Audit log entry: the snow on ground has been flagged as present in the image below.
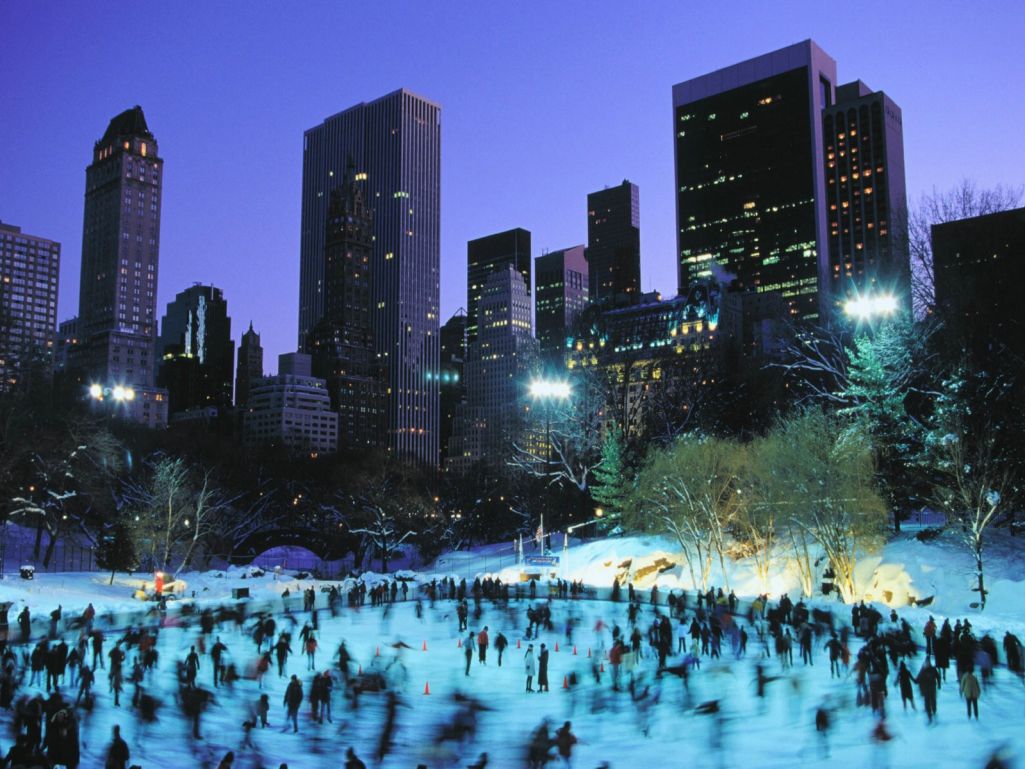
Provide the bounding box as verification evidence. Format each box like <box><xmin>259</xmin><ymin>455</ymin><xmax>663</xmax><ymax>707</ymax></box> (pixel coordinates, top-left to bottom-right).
<box><xmin>0</xmin><ymin>531</ymin><xmax>1023</xmax><ymax>768</ymax></box>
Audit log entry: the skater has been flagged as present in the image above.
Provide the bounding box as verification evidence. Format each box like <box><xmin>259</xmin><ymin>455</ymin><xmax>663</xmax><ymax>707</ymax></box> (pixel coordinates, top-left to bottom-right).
<box><xmin>554</xmin><ymin>721</ymin><xmax>577</xmax><ymax>767</ymax></box>
<box><xmin>344</xmin><ymin>747</ymin><xmax>367</xmax><ymax>769</ymax></box>
<box><xmin>895</xmin><ymin>662</ymin><xmax>917</xmax><ymax>711</ymax></box>
<box><xmin>495</xmin><ymin>632</ymin><xmax>508</xmax><ymax>667</ymax></box>
<box><xmin>464</xmin><ymin>632</ymin><xmax>475</xmax><ymax>677</ymax></box>
<box><xmin>210</xmin><ymin>637</ymin><xmax>228</xmax><ymax>687</ymax></box>
<box><xmin>104</xmin><ymin>724</ymin><xmax>130</xmax><ymax>769</ymax></box>
<box><xmin>525</xmin><ymin>644</ymin><xmax>536</xmax><ymax>692</ymax></box>
<box><xmin>960</xmin><ymin>669</ymin><xmax>980</xmax><ymax>720</ymax></box>
<box><xmin>283</xmin><ymin>674</ymin><xmax>303</xmax><ymax>733</ymax></box>
<box><xmin>538</xmin><ymin>643</ymin><xmax>550</xmax><ymax>693</ymax></box>
<box><xmin>918</xmin><ymin>657</ymin><xmax>941</xmax><ymax>723</ymax></box>
<box><xmin>477</xmin><ymin>626</ymin><xmax>489</xmax><ymax>665</ymax></box>
<box><xmin>185</xmin><ymin>645</ymin><xmax>201</xmax><ymax>687</ymax></box>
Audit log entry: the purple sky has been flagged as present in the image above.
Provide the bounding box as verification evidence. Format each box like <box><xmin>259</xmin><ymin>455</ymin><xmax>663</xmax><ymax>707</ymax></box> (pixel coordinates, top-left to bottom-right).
<box><xmin>2</xmin><ymin>3</ymin><xmax>1023</xmax><ymax>368</ymax></box>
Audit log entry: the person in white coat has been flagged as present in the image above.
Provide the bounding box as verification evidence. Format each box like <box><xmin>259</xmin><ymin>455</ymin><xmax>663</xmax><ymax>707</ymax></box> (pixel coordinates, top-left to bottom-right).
<box><xmin>525</xmin><ymin>644</ymin><xmax>536</xmax><ymax>692</ymax></box>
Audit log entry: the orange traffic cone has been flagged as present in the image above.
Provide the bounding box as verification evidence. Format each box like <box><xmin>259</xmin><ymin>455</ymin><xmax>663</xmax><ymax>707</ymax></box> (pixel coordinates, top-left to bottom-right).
<box><xmin>375</xmin><ymin>646</ymin><xmax>380</xmax><ymax>657</ymax></box>
<box><xmin>562</xmin><ymin>675</ymin><xmax>570</xmax><ymax>689</ymax></box>
<box><xmin>573</xmin><ymin>645</ymin><xmax>578</xmax><ymax>655</ymax></box>
<box><xmin>457</xmin><ymin>638</ymin><xmax>462</xmax><ymax>648</ymax></box>
<box><xmin>423</xmin><ymin>681</ymin><xmax>431</xmax><ymax>695</ymax></box>
<box><xmin>422</xmin><ymin>640</ymin><xmax>428</xmax><ymax>652</ymax></box>
<box><xmin>587</xmin><ymin>647</ymin><xmax>592</xmax><ymax>658</ymax></box>
<box><xmin>517</xmin><ymin>638</ymin><xmax>521</xmax><ymax>649</ymax></box>
<box><xmin>600</xmin><ymin>662</ymin><xmax>605</xmax><ymax>673</ymax></box>
<box><xmin>554</xmin><ymin>642</ymin><xmax>560</xmax><ymax>652</ymax></box>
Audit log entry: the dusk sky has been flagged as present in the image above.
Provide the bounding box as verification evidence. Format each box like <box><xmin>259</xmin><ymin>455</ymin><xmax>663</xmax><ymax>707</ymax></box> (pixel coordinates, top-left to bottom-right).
<box><xmin>2</xmin><ymin>2</ymin><xmax>1023</xmax><ymax>368</ymax></box>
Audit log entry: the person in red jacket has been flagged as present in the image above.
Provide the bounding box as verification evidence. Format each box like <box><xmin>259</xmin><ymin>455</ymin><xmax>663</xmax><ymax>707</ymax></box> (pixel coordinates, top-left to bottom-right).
<box><xmin>477</xmin><ymin>626</ymin><xmax>489</xmax><ymax>665</ymax></box>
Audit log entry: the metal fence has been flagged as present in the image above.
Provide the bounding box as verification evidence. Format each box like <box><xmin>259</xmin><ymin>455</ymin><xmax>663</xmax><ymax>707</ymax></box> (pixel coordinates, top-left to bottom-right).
<box><xmin>0</xmin><ymin>537</ymin><xmax>97</xmax><ymax>577</ymax></box>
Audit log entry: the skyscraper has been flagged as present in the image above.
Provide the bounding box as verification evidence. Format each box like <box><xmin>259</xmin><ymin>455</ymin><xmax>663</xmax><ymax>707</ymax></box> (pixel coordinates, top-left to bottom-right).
<box><xmin>300</xmin><ymin>89</ymin><xmax>441</xmax><ymax>464</ymax></box>
<box><xmin>587</xmin><ymin>181</ymin><xmax>641</xmax><ymax>307</ymax></box>
<box><xmin>157</xmin><ymin>284</ymin><xmax>234</xmax><ymax>415</ymax></box>
<box><xmin>673</xmin><ymin>41</ymin><xmax>836</xmax><ymax>321</ymax></box>
<box><xmin>75</xmin><ymin>106</ymin><xmax>163</xmax><ymax>389</ymax></box>
<box><xmin>439</xmin><ymin>311</ymin><xmax>466</xmax><ymax>461</ymax></box>
<box><xmin>447</xmin><ymin>267</ymin><xmax>536</xmax><ymax>472</ymax></box>
<box><xmin>933</xmin><ymin>207</ymin><xmax>1025</xmax><ymax>362</ymax></box>
<box><xmin>466</xmin><ymin>228</ymin><xmax>531</xmax><ymax>345</ymax></box>
<box><xmin>535</xmin><ymin>245</ymin><xmax>589</xmax><ymax>360</ymax></box>
<box><xmin>235</xmin><ymin>322</ymin><xmax>263</xmax><ymax>409</ymax></box>
<box><xmin>308</xmin><ymin>162</ymin><xmax>387</xmax><ymax>450</ymax></box>
<box><xmin>823</xmin><ymin>81</ymin><xmax>908</xmax><ymax>308</ymax></box>
<box><xmin>0</xmin><ymin>222</ymin><xmax>60</xmax><ymax>392</ymax></box>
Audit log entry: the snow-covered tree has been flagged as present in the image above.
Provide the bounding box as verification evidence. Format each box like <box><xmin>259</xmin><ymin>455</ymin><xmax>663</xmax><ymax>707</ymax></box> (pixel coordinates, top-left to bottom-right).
<box><xmin>924</xmin><ymin>367</ymin><xmax>1017</xmax><ymax>609</ymax></box>
<box><xmin>123</xmin><ymin>457</ymin><xmax>225</xmax><ymax>577</ymax></box>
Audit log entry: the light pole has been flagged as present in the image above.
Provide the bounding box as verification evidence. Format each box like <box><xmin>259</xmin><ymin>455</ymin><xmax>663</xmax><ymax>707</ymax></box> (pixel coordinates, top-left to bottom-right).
<box><xmin>528</xmin><ymin>378</ymin><xmax>571</xmax><ymax>555</ymax></box>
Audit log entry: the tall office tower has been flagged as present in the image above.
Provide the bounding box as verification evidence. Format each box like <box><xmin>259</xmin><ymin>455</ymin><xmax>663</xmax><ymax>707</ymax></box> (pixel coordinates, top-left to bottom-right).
<box><xmin>157</xmin><ymin>284</ymin><xmax>234</xmax><ymax>415</ymax></box>
<box><xmin>235</xmin><ymin>322</ymin><xmax>263</xmax><ymax>408</ymax></box>
<box><xmin>535</xmin><ymin>245</ymin><xmax>589</xmax><ymax>360</ymax></box>
<box><xmin>75</xmin><ymin>106</ymin><xmax>163</xmax><ymax>390</ymax></box>
<box><xmin>447</xmin><ymin>267</ymin><xmax>536</xmax><ymax>472</ymax></box>
<box><xmin>439</xmin><ymin>311</ymin><xmax>466</xmax><ymax>460</ymax></box>
<box><xmin>309</xmin><ymin>163</ymin><xmax>387</xmax><ymax>450</ymax></box>
<box><xmin>466</xmin><ymin>228</ymin><xmax>531</xmax><ymax>344</ymax></box>
<box><xmin>0</xmin><ymin>222</ymin><xmax>60</xmax><ymax>392</ymax></box>
<box><xmin>587</xmin><ymin>181</ymin><xmax>641</xmax><ymax>307</ymax></box>
<box><xmin>300</xmin><ymin>90</ymin><xmax>441</xmax><ymax>464</ymax></box>
<box><xmin>933</xmin><ymin>207</ymin><xmax>1025</xmax><ymax>362</ymax></box>
<box><xmin>673</xmin><ymin>41</ymin><xmax>837</xmax><ymax>321</ymax></box>
<box><xmin>824</xmin><ymin>81</ymin><xmax>908</xmax><ymax>308</ymax></box>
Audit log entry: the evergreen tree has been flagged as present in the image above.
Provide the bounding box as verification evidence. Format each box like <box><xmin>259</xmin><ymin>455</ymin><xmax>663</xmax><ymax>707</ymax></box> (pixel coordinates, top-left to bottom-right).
<box><xmin>591</xmin><ymin>426</ymin><xmax>627</xmax><ymax>520</ymax></box>
<box><xmin>96</xmin><ymin>521</ymin><xmax>140</xmax><ymax>585</ymax></box>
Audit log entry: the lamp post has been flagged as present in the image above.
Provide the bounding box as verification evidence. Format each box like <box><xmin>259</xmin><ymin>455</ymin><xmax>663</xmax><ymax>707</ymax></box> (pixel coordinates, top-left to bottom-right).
<box><xmin>528</xmin><ymin>378</ymin><xmax>571</xmax><ymax>555</ymax></box>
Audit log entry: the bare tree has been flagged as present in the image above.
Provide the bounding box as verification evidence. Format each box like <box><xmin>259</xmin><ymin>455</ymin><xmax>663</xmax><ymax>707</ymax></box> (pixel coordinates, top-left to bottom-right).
<box><xmin>123</xmin><ymin>457</ymin><xmax>227</xmax><ymax>577</ymax></box>
<box><xmin>902</xmin><ymin>180</ymin><xmax>1022</xmax><ymax>315</ymax></box>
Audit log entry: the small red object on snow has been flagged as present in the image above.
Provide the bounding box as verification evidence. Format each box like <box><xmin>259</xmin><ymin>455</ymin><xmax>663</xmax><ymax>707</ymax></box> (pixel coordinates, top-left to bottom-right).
<box><xmin>375</xmin><ymin>646</ymin><xmax>380</xmax><ymax>657</ymax></box>
<box><xmin>457</xmin><ymin>638</ymin><xmax>462</xmax><ymax>648</ymax></box>
<box><xmin>517</xmin><ymin>638</ymin><xmax>521</xmax><ymax>649</ymax></box>
<box><xmin>422</xmin><ymin>640</ymin><xmax>427</xmax><ymax>652</ymax></box>
<box><xmin>423</xmin><ymin>681</ymin><xmax>430</xmax><ymax>695</ymax></box>
<box><xmin>587</xmin><ymin>648</ymin><xmax>592</xmax><ymax>658</ymax></box>
<box><xmin>562</xmin><ymin>675</ymin><xmax>569</xmax><ymax>689</ymax></box>
<box><xmin>554</xmin><ymin>642</ymin><xmax>559</xmax><ymax>652</ymax></box>
<box><xmin>573</xmin><ymin>645</ymin><xmax>578</xmax><ymax>655</ymax></box>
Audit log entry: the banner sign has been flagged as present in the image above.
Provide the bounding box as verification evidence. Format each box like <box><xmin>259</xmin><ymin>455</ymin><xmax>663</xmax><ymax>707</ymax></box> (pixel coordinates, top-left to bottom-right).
<box><xmin>524</xmin><ymin>555</ymin><xmax>560</xmax><ymax>567</ymax></box>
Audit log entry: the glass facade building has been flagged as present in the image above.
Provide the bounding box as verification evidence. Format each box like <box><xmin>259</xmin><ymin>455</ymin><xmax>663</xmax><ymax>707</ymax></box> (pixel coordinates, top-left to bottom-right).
<box><xmin>300</xmin><ymin>89</ymin><xmax>441</xmax><ymax>464</ymax></box>
<box><xmin>673</xmin><ymin>41</ymin><xmax>836</xmax><ymax>321</ymax></box>
<box><xmin>587</xmin><ymin>181</ymin><xmax>641</xmax><ymax>307</ymax></box>
<box><xmin>466</xmin><ymin>228</ymin><xmax>531</xmax><ymax>345</ymax></box>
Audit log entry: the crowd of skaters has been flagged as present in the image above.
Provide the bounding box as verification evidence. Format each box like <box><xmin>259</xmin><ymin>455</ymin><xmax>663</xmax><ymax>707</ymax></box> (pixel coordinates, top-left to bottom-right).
<box><xmin>0</xmin><ymin>570</ymin><xmax>1021</xmax><ymax>768</ymax></box>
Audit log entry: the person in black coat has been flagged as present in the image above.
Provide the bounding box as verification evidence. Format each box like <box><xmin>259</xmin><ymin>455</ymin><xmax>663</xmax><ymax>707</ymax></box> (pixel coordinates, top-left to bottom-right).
<box><xmin>495</xmin><ymin>633</ymin><xmax>508</xmax><ymax>667</ymax></box>
<box><xmin>917</xmin><ymin>657</ymin><xmax>941</xmax><ymax>723</ymax></box>
<box><xmin>895</xmin><ymin>661</ymin><xmax>917</xmax><ymax>710</ymax></box>
<box><xmin>537</xmin><ymin>644</ymin><xmax>550</xmax><ymax>693</ymax></box>
<box><xmin>105</xmin><ymin>724</ymin><xmax>130</xmax><ymax>769</ymax></box>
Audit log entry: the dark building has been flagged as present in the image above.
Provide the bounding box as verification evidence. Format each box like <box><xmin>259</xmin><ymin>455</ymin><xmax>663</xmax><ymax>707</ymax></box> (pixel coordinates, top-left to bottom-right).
<box><xmin>587</xmin><ymin>181</ymin><xmax>641</xmax><ymax>307</ymax></box>
<box><xmin>824</xmin><ymin>81</ymin><xmax>908</xmax><ymax>309</ymax></box>
<box><xmin>235</xmin><ymin>322</ymin><xmax>263</xmax><ymax>408</ymax></box>
<box><xmin>439</xmin><ymin>311</ymin><xmax>466</xmax><ymax>460</ymax></box>
<box><xmin>300</xmin><ymin>89</ymin><xmax>441</xmax><ymax>464</ymax></box>
<box><xmin>309</xmin><ymin>163</ymin><xmax>387</xmax><ymax>450</ymax></box>
<box><xmin>74</xmin><ymin>106</ymin><xmax>163</xmax><ymax>391</ymax></box>
<box><xmin>535</xmin><ymin>245</ymin><xmax>589</xmax><ymax>360</ymax></box>
<box><xmin>447</xmin><ymin>267</ymin><xmax>536</xmax><ymax>473</ymax></box>
<box><xmin>0</xmin><ymin>222</ymin><xmax>60</xmax><ymax>392</ymax></box>
<box><xmin>673</xmin><ymin>41</ymin><xmax>836</xmax><ymax>322</ymax></box>
<box><xmin>933</xmin><ymin>207</ymin><xmax>1025</xmax><ymax>360</ymax></box>
<box><xmin>466</xmin><ymin>228</ymin><xmax>531</xmax><ymax>344</ymax></box>
<box><xmin>157</xmin><ymin>284</ymin><xmax>234</xmax><ymax>415</ymax></box>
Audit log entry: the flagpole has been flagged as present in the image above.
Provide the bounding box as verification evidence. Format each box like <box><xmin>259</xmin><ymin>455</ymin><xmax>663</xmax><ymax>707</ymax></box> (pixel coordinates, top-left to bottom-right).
<box><xmin>540</xmin><ymin>512</ymin><xmax>545</xmax><ymax>554</ymax></box>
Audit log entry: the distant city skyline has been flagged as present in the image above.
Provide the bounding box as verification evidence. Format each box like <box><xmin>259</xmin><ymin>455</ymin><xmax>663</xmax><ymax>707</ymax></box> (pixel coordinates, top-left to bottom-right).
<box><xmin>1</xmin><ymin>3</ymin><xmax>1023</xmax><ymax>366</ymax></box>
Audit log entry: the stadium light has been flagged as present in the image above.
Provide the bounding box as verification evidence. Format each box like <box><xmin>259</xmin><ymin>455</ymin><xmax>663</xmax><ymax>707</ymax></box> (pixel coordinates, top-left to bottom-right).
<box><xmin>529</xmin><ymin>379</ymin><xmax>572</xmax><ymax>400</ymax></box>
<box><xmin>843</xmin><ymin>293</ymin><xmax>899</xmax><ymax>320</ymax></box>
